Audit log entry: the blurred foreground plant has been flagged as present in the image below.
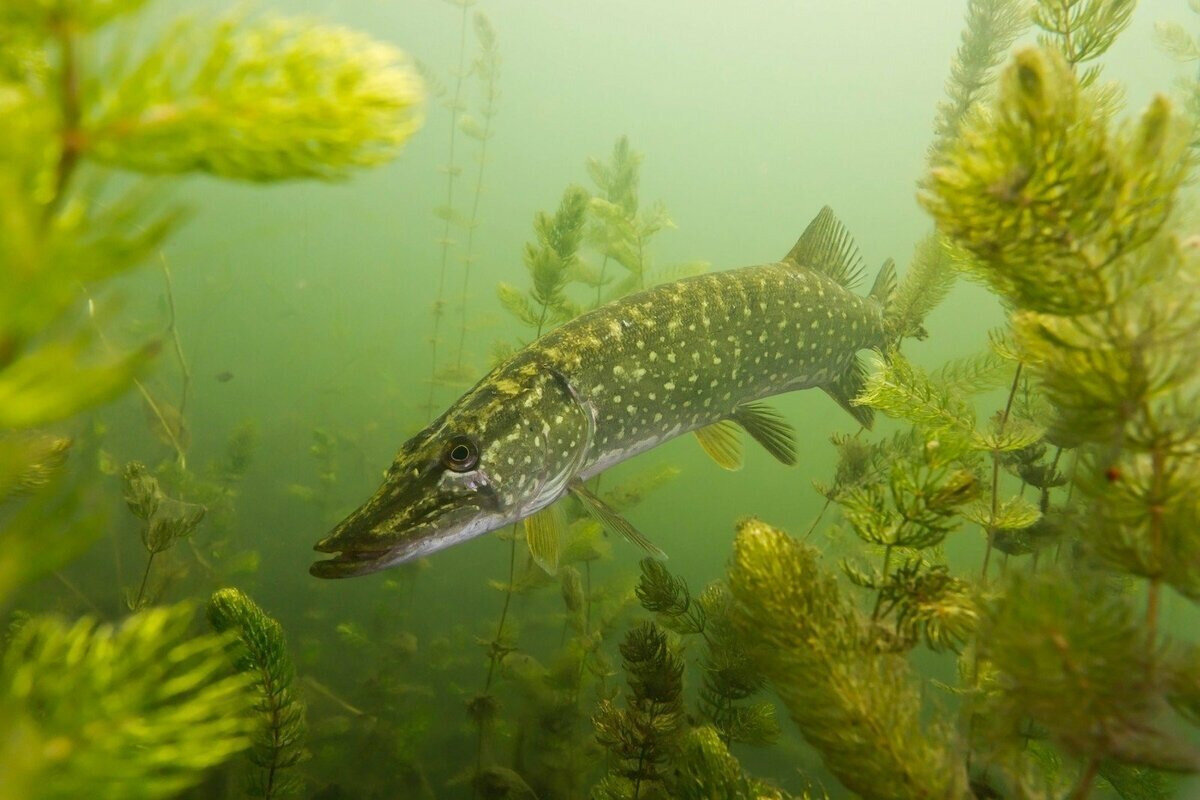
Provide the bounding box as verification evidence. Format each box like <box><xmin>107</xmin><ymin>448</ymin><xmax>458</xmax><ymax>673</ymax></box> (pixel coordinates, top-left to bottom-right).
<box><xmin>0</xmin><ymin>603</ymin><xmax>253</xmax><ymax>800</ymax></box>
<box><xmin>0</xmin><ymin>0</ymin><xmax>421</xmax><ymax>794</ymax></box>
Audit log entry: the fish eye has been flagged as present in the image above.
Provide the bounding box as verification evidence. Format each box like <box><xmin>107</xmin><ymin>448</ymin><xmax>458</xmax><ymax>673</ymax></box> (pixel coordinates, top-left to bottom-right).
<box><xmin>443</xmin><ymin>435</ymin><xmax>479</xmax><ymax>472</ymax></box>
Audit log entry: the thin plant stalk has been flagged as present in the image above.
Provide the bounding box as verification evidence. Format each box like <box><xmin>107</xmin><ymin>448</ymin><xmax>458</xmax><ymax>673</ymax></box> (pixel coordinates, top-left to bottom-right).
<box><xmin>454</xmin><ymin>13</ymin><xmax>499</xmax><ymax>371</ymax></box>
<box><xmin>981</xmin><ymin>362</ymin><xmax>1023</xmax><ymax>581</ymax></box>
<box><xmin>426</xmin><ymin>1</ymin><xmax>471</xmax><ymax>419</ymax></box>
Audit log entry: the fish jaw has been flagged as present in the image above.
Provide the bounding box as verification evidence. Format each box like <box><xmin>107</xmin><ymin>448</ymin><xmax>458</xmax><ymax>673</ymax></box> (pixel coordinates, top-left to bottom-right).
<box><xmin>310</xmin><ymin>508</ymin><xmax>505</xmax><ymax>578</ymax></box>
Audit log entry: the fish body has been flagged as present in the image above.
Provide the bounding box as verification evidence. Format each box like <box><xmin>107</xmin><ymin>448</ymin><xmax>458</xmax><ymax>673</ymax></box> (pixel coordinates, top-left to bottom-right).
<box><xmin>311</xmin><ymin>207</ymin><xmax>895</xmax><ymax>578</ymax></box>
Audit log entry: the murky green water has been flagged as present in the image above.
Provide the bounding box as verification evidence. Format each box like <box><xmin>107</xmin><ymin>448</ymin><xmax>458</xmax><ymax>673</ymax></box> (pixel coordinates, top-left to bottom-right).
<box><xmin>7</xmin><ymin>1</ymin><xmax>1200</xmax><ymax>798</ymax></box>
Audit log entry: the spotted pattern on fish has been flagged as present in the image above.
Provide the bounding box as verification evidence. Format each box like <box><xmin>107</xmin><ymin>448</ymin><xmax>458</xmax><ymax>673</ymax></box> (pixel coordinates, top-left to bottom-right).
<box><xmin>311</xmin><ymin>207</ymin><xmax>894</xmax><ymax>577</ymax></box>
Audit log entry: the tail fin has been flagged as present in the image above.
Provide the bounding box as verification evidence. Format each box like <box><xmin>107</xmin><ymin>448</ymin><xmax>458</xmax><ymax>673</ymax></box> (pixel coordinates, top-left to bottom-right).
<box><xmin>869</xmin><ymin>258</ymin><xmax>898</xmax><ymax>344</ymax></box>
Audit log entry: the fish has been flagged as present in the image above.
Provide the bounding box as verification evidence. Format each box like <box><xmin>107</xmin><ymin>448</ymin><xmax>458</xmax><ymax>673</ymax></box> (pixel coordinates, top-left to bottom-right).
<box><xmin>311</xmin><ymin>207</ymin><xmax>896</xmax><ymax>578</ymax></box>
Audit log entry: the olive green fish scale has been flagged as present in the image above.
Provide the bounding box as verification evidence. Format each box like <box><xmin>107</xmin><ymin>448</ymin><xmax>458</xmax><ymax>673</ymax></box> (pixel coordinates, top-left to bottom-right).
<box><xmin>486</xmin><ymin>262</ymin><xmax>883</xmax><ymax>476</ymax></box>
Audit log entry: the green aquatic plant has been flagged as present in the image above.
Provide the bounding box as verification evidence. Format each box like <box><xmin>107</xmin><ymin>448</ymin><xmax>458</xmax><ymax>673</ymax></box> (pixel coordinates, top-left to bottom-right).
<box><xmin>585</xmin><ymin>136</ymin><xmax>706</xmax><ymax>305</ymax></box>
<box><xmin>931</xmin><ymin>0</ymin><xmax>1030</xmax><ymax>158</ymax></box>
<box><xmin>208</xmin><ymin>588</ymin><xmax>308</xmax><ymax>799</ymax></box>
<box><xmin>592</xmin><ymin>621</ymin><xmax>685</xmax><ymax>799</ymax></box>
<box><xmin>122</xmin><ymin>460</ymin><xmax>206</xmax><ymax>609</ymax></box>
<box><xmin>0</xmin><ymin>2</ymin><xmax>419</xmax><ymax>795</ymax></box>
<box><xmin>424</xmin><ymin>0</ymin><xmax>480</xmax><ymax>415</ymax></box>
<box><xmin>452</xmin><ymin>11</ymin><xmax>502</xmax><ymax>377</ymax></box>
<box><xmin>497</xmin><ymin>183</ymin><xmax>591</xmax><ymax>337</ymax></box>
<box><xmin>635</xmin><ymin>559</ymin><xmax>780</xmax><ymax>747</ymax></box>
<box><xmin>0</xmin><ymin>603</ymin><xmax>254</xmax><ymax>800</ymax></box>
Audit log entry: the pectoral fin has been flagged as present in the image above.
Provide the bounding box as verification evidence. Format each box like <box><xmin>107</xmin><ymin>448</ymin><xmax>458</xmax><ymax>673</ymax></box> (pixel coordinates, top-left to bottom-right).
<box><xmin>731</xmin><ymin>402</ymin><xmax>797</xmax><ymax>465</ymax></box>
<box><xmin>693</xmin><ymin>420</ymin><xmax>743</xmax><ymax>470</ymax></box>
<box><xmin>569</xmin><ymin>481</ymin><xmax>666</xmax><ymax>559</ymax></box>
<box><xmin>524</xmin><ymin>502</ymin><xmax>564</xmax><ymax>575</ymax></box>
<box><xmin>822</xmin><ymin>354</ymin><xmax>875</xmax><ymax>429</ymax></box>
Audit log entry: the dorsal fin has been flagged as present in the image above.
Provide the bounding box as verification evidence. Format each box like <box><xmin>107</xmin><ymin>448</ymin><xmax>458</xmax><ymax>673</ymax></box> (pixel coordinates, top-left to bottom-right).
<box><xmin>784</xmin><ymin>206</ymin><xmax>866</xmax><ymax>290</ymax></box>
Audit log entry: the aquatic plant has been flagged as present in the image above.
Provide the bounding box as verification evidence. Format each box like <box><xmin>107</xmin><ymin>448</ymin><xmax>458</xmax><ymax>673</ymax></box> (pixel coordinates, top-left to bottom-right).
<box><xmin>727</xmin><ymin>518</ymin><xmax>967</xmax><ymax>800</ymax></box>
<box><xmin>453</xmin><ymin>11</ymin><xmax>502</xmax><ymax>376</ymax></box>
<box><xmin>0</xmin><ymin>603</ymin><xmax>254</xmax><ymax>800</ymax></box>
<box><xmin>0</xmin><ymin>0</ymin><xmax>421</xmax><ymax>794</ymax></box>
<box><xmin>497</xmin><ymin>183</ymin><xmax>591</xmax><ymax>337</ymax></box>
<box><xmin>635</xmin><ymin>559</ymin><xmax>780</xmax><ymax>747</ymax></box>
<box><xmin>425</xmin><ymin>1</ymin><xmax>502</xmax><ymax>410</ymax></box>
<box><xmin>592</xmin><ymin>621</ymin><xmax>686</xmax><ymax>799</ymax></box>
<box><xmin>208</xmin><ymin>588</ymin><xmax>308</xmax><ymax>799</ymax></box>
<box><xmin>122</xmin><ymin>460</ymin><xmax>207</xmax><ymax>609</ymax></box>
<box><xmin>585</xmin><ymin>136</ymin><xmax>706</xmax><ymax>306</ymax></box>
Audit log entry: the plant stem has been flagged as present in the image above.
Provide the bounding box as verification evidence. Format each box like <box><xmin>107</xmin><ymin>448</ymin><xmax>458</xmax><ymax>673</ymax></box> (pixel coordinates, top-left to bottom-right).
<box><xmin>160</xmin><ymin>257</ymin><xmax>191</xmax><ymax>426</ymax></box>
<box><xmin>1068</xmin><ymin>758</ymin><xmax>1100</xmax><ymax>800</ymax></box>
<box><xmin>133</xmin><ymin>550</ymin><xmax>156</xmax><ymax>609</ymax></box>
<box><xmin>982</xmin><ymin>362</ymin><xmax>1023</xmax><ymax>581</ymax></box>
<box><xmin>804</xmin><ymin>497</ymin><xmax>832</xmax><ymax>540</ymax></box>
<box><xmin>484</xmin><ymin>532</ymin><xmax>517</xmax><ymax>692</ymax></box>
<box><xmin>426</xmin><ymin>1</ymin><xmax>471</xmax><ymax>419</ymax></box>
<box><xmin>454</xmin><ymin>23</ymin><xmax>498</xmax><ymax>371</ymax></box>
<box><xmin>872</xmin><ymin>544</ymin><xmax>894</xmax><ymax>621</ymax></box>
<box><xmin>1147</xmin><ymin>445</ymin><xmax>1166</xmax><ymax>649</ymax></box>
<box><xmin>474</xmin><ymin>528</ymin><xmax>518</xmax><ymax>798</ymax></box>
<box><xmin>47</xmin><ymin>16</ymin><xmax>83</xmax><ymax>221</ymax></box>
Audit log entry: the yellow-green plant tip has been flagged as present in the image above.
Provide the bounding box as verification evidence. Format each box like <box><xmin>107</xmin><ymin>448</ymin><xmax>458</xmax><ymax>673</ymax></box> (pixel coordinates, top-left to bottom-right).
<box><xmin>0</xmin><ymin>604</ymin><xmax>253</xmax><ymax>800</ymax></box>
<box><xmin>87</xmin><ymin>17</ymin><xmax>424</xmax><ymax>182</ymax></box>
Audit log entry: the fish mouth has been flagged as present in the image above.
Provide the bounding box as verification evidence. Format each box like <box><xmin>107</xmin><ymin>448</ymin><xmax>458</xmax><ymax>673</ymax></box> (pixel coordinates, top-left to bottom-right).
<box><xmin>309</xmin><ymin>543</ymin><xmax>412</xmax><ymax>579</ymax></box>
<box><xmin>309</xmin><ymin>502</ymin><xmax>484</xmax><ymax>579</ymax></box>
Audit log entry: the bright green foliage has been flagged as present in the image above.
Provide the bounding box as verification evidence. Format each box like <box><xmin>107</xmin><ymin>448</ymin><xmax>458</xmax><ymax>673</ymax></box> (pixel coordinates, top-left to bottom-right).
<box><xmin>585</xmin><ymin>136</ymin><xmax>706</xmax><ymax>303</ymax></box>
<box><xmin>847</xmin><ymin>558</ymin><xmax>979</xmax><ymax>652</ymax></box>
<box><xmin>839</xmin><ymin>455</ymin><xmax>979</xmax><ymax>550</ymax></box>
<box><xmin>0</xmin><ymin>604</ymin><xmax>253</xmax><ymax>800</ymax></box>
<box><xmin>498</xmin><ymin>184</ymin><xmax>590</xmax><ymax>334</ymax></box>
<box><xmin>670</xmin><ymin>726</ymin><xmax>793</xmax><ymax>800</ymax></box>
<box><xmin>635</xmin><ymin>560</ymin><xmax>779</xmax><ymax>747</ymax></box>
<box><xmin>0</xmin><ymin>430</ymin><xmax>70</xmax><ymax>500</ymax></box>
<box><xmin>931</xmin><ymin>0</ymin><xmax>1031</xmax><ymax>156</ymax></box>
<box><xmin>88</xmin><ymin>17</ymin><xmax>422</xmax><ymax>181</ymax></box>
<box><xmin>592</xmin><ymin>621</ymin><xmax>685</xmax><ymax>799</ymax></box>
<box><xmin>208</xmin><ymin>588</ymin><xmax>308</xmax><ymax>799</ymax></box>
<box><xmin>726</xmin><ymin>518</ymin><xmax>967</xmax><ymax>800</ymax></box>
<box><xmin>979</xmin><ymin>571</ymin><xmax>1198</xmax><ymax>771</ymax></box>
<box><xmin>858</xmin><ymin>352</ymin><xmax>977</xmax><ymax>444</ymax></box>
<box><xmin>1033</xmin><ymin>0</ymin><xmax>1134</xmax><ymax>74</ymax></box>
<box><xmin>888</xmin><ymin>234</ymin><xmax>958</xmax><ymax>342</ymax></box>
<box><xmin>922</xmin><ymin>47</ymin><xmax>1191</xmax><ymax>315</ymax></box>
<box><xmin>0</xmin><ymin>0</ymin><xmax>151</xmax><ymax>32</ymax></box>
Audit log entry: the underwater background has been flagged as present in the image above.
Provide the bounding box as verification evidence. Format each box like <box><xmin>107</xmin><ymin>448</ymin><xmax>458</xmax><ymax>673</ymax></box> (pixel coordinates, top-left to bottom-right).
<box><xmin>5</xmin><ymin>0</ymin><xmax>1200</xmax><ymax>798</ymax></box>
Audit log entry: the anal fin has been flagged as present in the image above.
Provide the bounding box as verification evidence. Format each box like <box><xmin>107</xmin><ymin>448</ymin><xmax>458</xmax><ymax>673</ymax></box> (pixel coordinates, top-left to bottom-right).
<box><xmin>569</xmin><ymin>480</ymin><xmax>666</xmax><ymax>559</ymax></box>
<box><xmin>731</xmin><ymin>402</ymin><xmax>797</xmax><ymax>465</ymax></box>
<box><xmin>693</xmin><ymin>420</ymin><xmax>743</xmax><ymax>470</ymax></box>
<box><xmin>822</xmin><ymin>354</ymin><xmax>875</xmax><ymax>429</ymax></box>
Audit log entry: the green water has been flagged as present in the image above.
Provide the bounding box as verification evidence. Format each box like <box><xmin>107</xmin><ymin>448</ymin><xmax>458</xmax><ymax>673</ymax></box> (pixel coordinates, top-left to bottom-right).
<box><xmin>10</xmin><ymin>0</ymin><xmax>1200</xmax><ymax>798</ymax></box>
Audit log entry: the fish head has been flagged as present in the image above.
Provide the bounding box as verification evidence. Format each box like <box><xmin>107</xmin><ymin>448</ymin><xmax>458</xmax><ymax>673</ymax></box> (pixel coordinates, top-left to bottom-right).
<box><xmin>310</xmin><ymin>366</ymin><xmax>593</xmax><ymax>578</ymax></box>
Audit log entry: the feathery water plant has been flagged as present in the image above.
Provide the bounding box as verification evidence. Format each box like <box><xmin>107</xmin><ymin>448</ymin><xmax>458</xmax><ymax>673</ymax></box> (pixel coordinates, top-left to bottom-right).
<box><xmin>931</xmin><ymin>0</ymin><xmax>1031</xmax><ymax>158</ymax></box>
<box><xmin>497</xmin><ymin>183</ymin><xmax>590</xmax><ymax>336</ymax></box>
<box><xmin>592</xmin><ymin>621</ymin><xmax>686</xmax><ymax>799</ymax></box>
<box><xmin>452</xmin><ymin>11</ymin><xmax>501</xmax><ymax>375</ymax></box>
<box><xmin>425</xmin><ymin>0</ymin><xmax>475</xmax><ymax>416</ymax></box>
<box><xmin>585</xmin><ymin>136</ymin><xmax>706</xmax><ymax>305</ymax></box>
<box><xmin>88</xmin><ymin>18</ymin><xmax>422</xmax><ymax>180</ymax></box>
<box><xmin>0</xmin><ymin>603</ymin><xmax>254</xmax><ymax>800</ymax></box>
<box><xmin>208</xmin><ymin>588</ymin><xmax>308</xmax><ymax>799</ymax></box>
<box><xmin>726</xmin><ymin>518</ymin><xmax>967</xmax><ymax>800</ymax></box>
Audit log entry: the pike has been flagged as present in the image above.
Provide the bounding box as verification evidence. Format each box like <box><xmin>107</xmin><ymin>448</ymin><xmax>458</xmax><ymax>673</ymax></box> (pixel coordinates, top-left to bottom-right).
<box><xmin>311</xmin><ymin>207</ymin><xmax>897</xmax><ymax>578</ymax></box>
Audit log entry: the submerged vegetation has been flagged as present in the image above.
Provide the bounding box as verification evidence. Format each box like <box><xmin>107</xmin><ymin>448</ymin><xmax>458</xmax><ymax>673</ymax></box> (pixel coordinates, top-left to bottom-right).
<box><xmin>4</xmin><ymin>0</ymin><xmax>1200</xmax><ymax>799</ymax></box>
